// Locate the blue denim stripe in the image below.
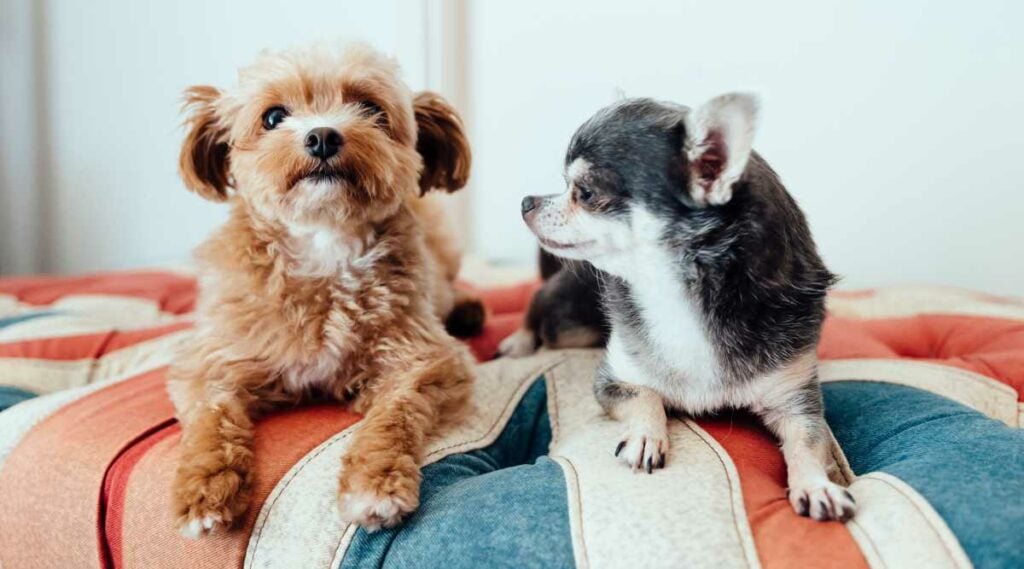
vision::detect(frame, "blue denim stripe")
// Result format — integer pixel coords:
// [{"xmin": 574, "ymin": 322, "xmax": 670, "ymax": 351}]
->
[
  {"xmin": 0, "ymin": 311, "xmax": 56, "ymax": 330},
  {"xmin": 341, "ymin": 378, "xmax": 574, "ymax": 569},
  {"xmin": 0, "ymin": 386, "xmax": 37, "ymax": 412},
  {"xmin": 823, "ymin": 381, "xmax": 1024, "ymax": 569}
]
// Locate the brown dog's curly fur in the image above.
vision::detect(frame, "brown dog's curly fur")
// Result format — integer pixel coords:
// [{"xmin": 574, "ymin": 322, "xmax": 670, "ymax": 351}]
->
[{"xmin": 167, "ymin": 44, "xmax": 482, "ymax": 537}]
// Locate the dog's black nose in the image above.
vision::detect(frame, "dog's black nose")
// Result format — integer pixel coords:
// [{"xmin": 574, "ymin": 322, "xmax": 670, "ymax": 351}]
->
[
  {"xmin": 304, "ymin": 127, "xmax": 344, "ymax": 160},
  {"xmin": 521, "ymin": 196, "xmax": 539, "ymax": 216}
]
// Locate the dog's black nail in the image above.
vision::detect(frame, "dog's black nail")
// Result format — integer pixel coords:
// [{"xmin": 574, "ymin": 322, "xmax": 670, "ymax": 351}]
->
[
  {"xmin": 615, "ymin": 441, "xmax": 626, "ymax": 457},
  {"xmin": 844, "ymin": 490, "xmax": 855, "ymax": 503},
  {"xmin": 824, "ymin": 494, "xmax": 837, "ymax": 521},
  {"xmin": 645, "ymin": 456, "xmax": 653, "ymax": 474},
  {"xmin": 798, "ymin": 495, "xmax": 810, "ymax": 516},
  {"xmin": 656, "ymin": 454, "xmax": 666, "ymax": 469}
]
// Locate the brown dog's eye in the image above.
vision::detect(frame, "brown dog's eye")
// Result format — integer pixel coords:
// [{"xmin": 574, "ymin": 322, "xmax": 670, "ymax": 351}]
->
[
  {"xmin": 357, "ymin": 100, "xmax": 387, "ymax": 125},
  {"xmin": 261, "ymin": 106, "xmax": 289, "ymax": 130}
]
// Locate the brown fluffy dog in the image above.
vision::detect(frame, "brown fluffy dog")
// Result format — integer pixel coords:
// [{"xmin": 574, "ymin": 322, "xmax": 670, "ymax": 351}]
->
[{"xmin": 167, "ymin": 44, "xmax": 481, "ymax": 537}]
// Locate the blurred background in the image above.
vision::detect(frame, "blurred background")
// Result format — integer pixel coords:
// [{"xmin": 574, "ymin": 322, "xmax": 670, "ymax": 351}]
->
[{"xmin": 1, "ymin": 0, "xmax": 1021, "ymax": 294}]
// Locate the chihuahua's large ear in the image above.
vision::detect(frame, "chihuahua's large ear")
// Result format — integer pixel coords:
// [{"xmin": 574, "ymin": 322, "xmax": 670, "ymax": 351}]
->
[
  {"xmin": 179, "ymin": 85, "xmax": 231, "ymax": 202},
  {"xmin": 413, "ymin": 91, "xmax": 471, "ymax": 195},
  {"xmin": 684, "ymin": 93, "xmax": 759, "ymax": 206}
]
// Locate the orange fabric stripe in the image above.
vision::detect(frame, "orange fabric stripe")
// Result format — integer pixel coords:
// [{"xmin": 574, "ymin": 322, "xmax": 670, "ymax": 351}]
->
[
  {"xmin": 0, "ymin": 365, "xmax": 361, "ymax": 568},
  {"xmin": 0, "ymin": 271, "xmax": 197, "ymax": 314},
  {"xmin": 117, "ymin": 405, "xmax": 360, "ymax": 569},
  {"xmin": 103, "ymin": 425, "xmax": 178, "ymax": 568},
  {"xmin": 820, "ymin": 314, "xmax": 1024, "ymax": 399},
  {"xmin": 467, "ymin": 312, "xmax": 525, "ymax": 361},
  {"xmin": 0, "ymin": 367, "xmax": 175, "ymax": 569},
  {"xmin": 0, "ymin": 322, "xmax": 192, "ymax": 361},
  {"xmin": 697, "ymin": 416, "xmax": 869, "ymax": 569},
  {"xmin": 477, "ymin": 281, "xmax": 540, "ymax": 316}
]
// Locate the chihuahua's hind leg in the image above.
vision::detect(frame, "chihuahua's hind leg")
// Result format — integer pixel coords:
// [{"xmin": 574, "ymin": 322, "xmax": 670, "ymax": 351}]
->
[
  {"xmin": 595, "ymin": 365, "xmax": 669, "ymax": 473},
  {"xmin": 756, "ymin": 362, "xmax": 856, "ymax": 522}
]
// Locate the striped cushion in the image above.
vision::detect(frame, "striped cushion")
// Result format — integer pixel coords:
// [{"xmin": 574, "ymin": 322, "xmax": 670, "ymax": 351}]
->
[{"xmin": 0, "ymin": 272, "xmax": 1021, "ymax": 568}]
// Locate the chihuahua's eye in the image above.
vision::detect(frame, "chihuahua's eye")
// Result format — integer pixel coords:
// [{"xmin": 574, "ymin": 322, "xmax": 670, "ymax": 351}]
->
[
  {"xmin": 261, "ymin": 106, "xmax": 289, "ymax": 130},
  {"xmin": 577, "ymin": 186, "xmax": 595, "ymax": 203}
]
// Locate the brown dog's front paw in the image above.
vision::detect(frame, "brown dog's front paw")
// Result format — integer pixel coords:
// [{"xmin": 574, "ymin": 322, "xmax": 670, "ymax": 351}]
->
[
  {"xmin": 337, "ymin": 485, "xmax": 419, "ymax": 531},
  {"xmin": 445, "ymin": 296, "xmax": 486, "ymax": 338},
  {"xmin": 338, "ymin": 456, "xmax": 421, "ymax": 531},
  {"xmin": 173, "ymin": 465, "xmax": 251, "ymax": 539}
]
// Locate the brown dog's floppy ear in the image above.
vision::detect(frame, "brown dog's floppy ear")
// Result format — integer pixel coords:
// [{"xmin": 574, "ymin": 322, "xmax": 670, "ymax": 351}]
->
[
  {"xmin": 179, "ymin": 85, "xmax": 231, "ymax": 202},
  {"xmin": 413, "ymin": 91, "xmax": 471, "ymax": 195}
]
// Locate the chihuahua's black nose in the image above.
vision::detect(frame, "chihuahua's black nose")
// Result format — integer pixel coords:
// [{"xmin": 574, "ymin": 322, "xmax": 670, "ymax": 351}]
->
[
  {"xmin": 521, "ymin": 196, "xmax": 539, "ymax": 217},
  {"xmin": 304, "ymin": 127, "xmax": 344, "ymax": 160}
]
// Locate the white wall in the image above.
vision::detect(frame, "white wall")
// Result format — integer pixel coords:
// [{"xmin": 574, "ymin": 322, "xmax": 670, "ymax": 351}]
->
[
  {"xmin": 466, "ymin": 1, "xmax": 1024, "ymax": 295},
  {"xmin": 0, "ymin": 0, "xmax": 43, "ymax": 275},
  {"xmin": 1, "ymin": 0, "xmax": 434, "ymax": 274},
  {"xmin": 4, "ymin": 1, "xmax": 1023, "ymax": 295}
]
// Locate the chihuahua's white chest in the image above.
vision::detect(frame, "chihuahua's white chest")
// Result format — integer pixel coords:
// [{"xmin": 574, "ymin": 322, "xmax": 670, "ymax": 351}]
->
[{"xmin": 603, "ymin": 244, "xmax": 725, "ymax": 414}]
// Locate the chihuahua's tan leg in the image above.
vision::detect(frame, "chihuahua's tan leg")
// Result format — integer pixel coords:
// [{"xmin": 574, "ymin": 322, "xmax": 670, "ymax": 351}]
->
[
  {"xmin": 171, "ymin": 381, "xmax": 256, "ymax": 538},
  {"xmin": 757, "ymin": 373, "xmax": 856, "ymax": 522},
  {"xmin": 338, "ymin": 343, "xmax": 473, "ymax": 530},
  {"xmin": 594, "ymin": 368, "xmax": 669, "ymax": 473},
  {"xmin": 497, "ymin": 327, "xmax": 538, "ymax": 358}
]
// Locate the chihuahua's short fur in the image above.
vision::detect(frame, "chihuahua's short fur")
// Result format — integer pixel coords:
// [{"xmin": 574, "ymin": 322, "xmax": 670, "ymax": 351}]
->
[{"xmin": 516, "ymin": 94, "xmax": 855, "ymax": 522}]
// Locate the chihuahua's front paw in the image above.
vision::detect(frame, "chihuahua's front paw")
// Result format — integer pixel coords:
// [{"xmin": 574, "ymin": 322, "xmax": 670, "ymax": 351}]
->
[
  {"xmin": 338, "ymin": 458, "xmax": 421, "ymax": 531},
  {"xmin": 497, "ymin": 329, "xmax": 537, "ymax": 358},
  {"xmin": 173, "ymin": 465, "xmax": 251, "ymax": 538},
  {"xmin": 614, "ymin": 423, "xmax": 669, "ymax": 473},
  {"xmin": 789, "ymin": 479, "xmax": 857, "ymax": 522}
]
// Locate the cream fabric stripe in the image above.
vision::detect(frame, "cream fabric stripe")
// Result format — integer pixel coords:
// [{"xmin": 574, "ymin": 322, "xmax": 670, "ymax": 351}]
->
[
  {"xmin": 846, "ymin": 472, "xmax": 972, "ymax": 569},
  {"xmin": 0, "ymin": 293, "xmax": 188, "ymax": 332},
  {"xmin": 0, "ymin": 330, "xmax": 188, "ymax": 471},
  {"xmin": 819, "ymin": 359, "xmax": 1020, "ymax": 427},
  {"xmin": 242, "ymin": 352, "xmax": 568, "ymax": 569},
  {"xmin": 549, "ymin": 456, "xmax": 590, "ymax": 569},
  {"xmin": 545, "ymin": 350, "xmax": 761, "ymax": 569},
  {"xmin": 0, "ymin": 310, "xmax": 191, "ymax": 345},
  {"xmin": 0, "ymin": 358, "xmax": 93, "ymax": 395},
  {"xmin": 828, "ymin": 286, "xmax": 1024, "ymax": 321}
]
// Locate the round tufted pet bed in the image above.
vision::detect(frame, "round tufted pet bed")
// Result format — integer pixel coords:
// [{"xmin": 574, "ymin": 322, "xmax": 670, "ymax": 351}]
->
[{"xmin": 0, "ymin": 271, "xmax": 1021, "ymax": 569}]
